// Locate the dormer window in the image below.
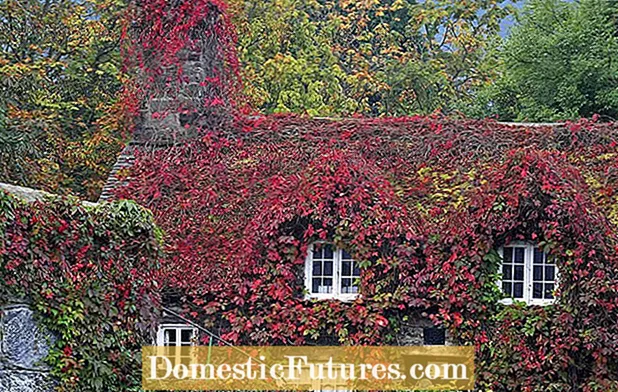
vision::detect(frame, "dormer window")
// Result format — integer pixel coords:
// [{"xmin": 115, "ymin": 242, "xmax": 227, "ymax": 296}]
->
[
  {"xmin": 304, "ymin": 243, "xmax": 360, "ymax": 300},
  {"xmin": 498, "ymin": 242, "xmax": 557, "ymax": 305}
]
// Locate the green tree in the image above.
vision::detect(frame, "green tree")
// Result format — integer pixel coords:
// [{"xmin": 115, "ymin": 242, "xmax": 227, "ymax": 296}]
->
[
  {"xmin": 329, "ymin": 0, "xmax": 511, "ymax": 116},
  {"xmin": 0, "ymin": 0, "xmax": 127, "ymax": 200},
  {"xmin": 228, "ymin": 0, "xmax": 358, "ymax": 116},
  {"xmin": 466, "ymin": 0, "xmax": 618, "ymax": 121},
  {"xmin": 229, "ymin": 0, "xmax": 512, "ymax": 116}
]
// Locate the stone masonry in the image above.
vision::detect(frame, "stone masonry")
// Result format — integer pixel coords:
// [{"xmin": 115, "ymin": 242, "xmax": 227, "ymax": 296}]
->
[{"xmin": 0, "ymin": 304, "xmax": 56, "ymax": 392}]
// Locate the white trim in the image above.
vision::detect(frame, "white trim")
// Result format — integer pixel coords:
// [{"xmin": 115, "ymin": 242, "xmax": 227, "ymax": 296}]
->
[
  {"xmin": 155, "ymin": 324, "xmax": 199, "ymax": 368},
  {"xmin": 497, "ymin": 242, "xmax": 557, "ymax": 306},
  {"xmin": 304, "ymin": 243, "xmax": 360, "ymax": 301},
  {"xmin": 156, "ymin": 324, "xmax": 198, "ymax": 346}
]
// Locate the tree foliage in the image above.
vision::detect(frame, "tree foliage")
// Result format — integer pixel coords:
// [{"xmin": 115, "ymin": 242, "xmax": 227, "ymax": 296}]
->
[
  {"xmin": 466, "ymin": 0, "xmax": 618, "ymax": 121},
  {"xmin": 0, "ymin": 0, "xmax": 128, "ymax": 200},
  {"xmin": 228, "ymin": 0, "xmax": 512, "ymax": 116}
]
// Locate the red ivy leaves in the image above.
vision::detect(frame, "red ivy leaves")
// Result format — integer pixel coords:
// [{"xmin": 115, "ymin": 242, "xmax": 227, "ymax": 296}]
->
[
  {"xmin": 116, "ymin": 114, "xmax": 618, "ymax": 389},
  {"xmin": 115, "ymin": 0, "xmax": 618, "ymax": 388},
  {"xmin": 0, "ymin": 194, "xmax": 162, "ymax": 390}
]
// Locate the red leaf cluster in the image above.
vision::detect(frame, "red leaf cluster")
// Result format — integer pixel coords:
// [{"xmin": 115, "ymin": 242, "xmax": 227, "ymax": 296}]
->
[{"xmin": 118, "ymin": 114, "xmax": 618, "ymax": 389}]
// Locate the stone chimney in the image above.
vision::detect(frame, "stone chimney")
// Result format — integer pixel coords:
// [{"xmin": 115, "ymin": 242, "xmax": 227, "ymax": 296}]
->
[
  {"xmin": 99, "ymin": 0, "xmax": 237, "ymax": 201},
  {"xmin": 128, "ymin": 0, "xmax": 235, "ymax": 146}
]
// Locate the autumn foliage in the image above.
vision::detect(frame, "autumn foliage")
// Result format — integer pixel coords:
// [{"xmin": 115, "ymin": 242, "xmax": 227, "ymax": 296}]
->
[
  {"xmin": 0, "ymin": 0, "xmax": 127, "ymax": 200},
  {"xmin": 0, "ymin": 192, "xmax": 162, "ymax": 391},
  {"xmin": 1, "ymin": 0, "xmax": 611, "ymax": 390},
  {"xmin": 114, "ymin": 112, "xmax": 618, "ymax": 390},
  {"xmin": 111, "ymin": 0, "xmax": 618, "ymax": 389}
]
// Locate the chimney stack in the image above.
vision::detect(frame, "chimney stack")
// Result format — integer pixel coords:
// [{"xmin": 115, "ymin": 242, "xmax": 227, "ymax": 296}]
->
[{"xmin": 126, "ymin": 0, "xmax": 236, "ymax": 146}]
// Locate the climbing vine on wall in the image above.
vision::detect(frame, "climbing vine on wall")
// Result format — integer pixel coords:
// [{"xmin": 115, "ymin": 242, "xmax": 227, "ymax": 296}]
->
[
  {"xmin": 118, "ymin": 113, "xmax": 618, "ymax": 390},
  {"xmin": 0, "ymin": 191, "xmax": 162, "ymax": 391},
  {"xmin": 115, "ymin": 0, "xmax": 618, "ymax": 390},
  {"xmin": 121, "ymin": 0, "xmax": 244, "ymax": 135}
]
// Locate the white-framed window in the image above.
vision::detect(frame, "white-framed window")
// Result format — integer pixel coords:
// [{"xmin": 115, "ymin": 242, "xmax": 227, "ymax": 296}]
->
[
  {"xmin": 156, "ymin": 324, "xmax": 198, "ymax": 366},
  {"xmin": 498, "ymin": 242, "xmax": 557, "ymax": 305},
  {"xmin": 304, "ymin": 243, "xmax": 361, "ymax": 300}
]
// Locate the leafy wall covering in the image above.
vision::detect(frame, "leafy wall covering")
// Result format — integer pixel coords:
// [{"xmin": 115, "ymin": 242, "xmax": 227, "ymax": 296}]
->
[
  {"xmin": 20, "ymin": 0, "xmax": 613, "ymax": 390},
  {"xmin": 0, "ymin": 191, "xmax": 162, "ymax": 391},
  {"xmin": 118, "ymin": 115, "xmax": 618, "ymax": 391}
]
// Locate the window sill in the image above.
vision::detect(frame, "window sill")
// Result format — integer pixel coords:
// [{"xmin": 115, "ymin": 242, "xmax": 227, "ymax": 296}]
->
[
  {"xmin": 304, "ymin": 293, "xmax": 360, "ymax": 302},
  {"xmin": 499, "ymin": 298, "xmax": 555, "ymax": 306}
]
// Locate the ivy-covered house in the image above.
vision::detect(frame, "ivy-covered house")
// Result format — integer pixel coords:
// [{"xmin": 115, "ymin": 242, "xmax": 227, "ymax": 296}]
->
[{"xmin": 98, "ymin": 0, "xmax": 618, "ymax": 390}]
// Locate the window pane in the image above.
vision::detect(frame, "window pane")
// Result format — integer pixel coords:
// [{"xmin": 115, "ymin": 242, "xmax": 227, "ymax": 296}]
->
[
  {"xmin": 533, "ymin": 283, "xmax": 543, "ymax": 299},
  {"xmin": 342, "ymin": 261, "xmax": 351, "ymax": 276},
  {"xmin": 533, "ymin": 248, "xmax": 545, "ymax": 264},
  {"xmin": 533, "ymin": 266, "xmax": 543, "ymax": 281},
  {"xmin": 502, "ymin": 282, "xmax": 512, "ymax": 296},
  {"xmin": 502, "ymin": 265, "xmax": 512, "ymax": 280},
  {"xmin": 312, "ymin": 278, "xmax": 321, "ymax": 293},
  {"xmin": 323, "ymin": 278, "xmax": 333, "ymax": 293},
  {"xmin": 312, "ymin": 260, "xmax": 322, "ymax": 275},
  {"xmin": 545, "ymin": 283, "xmax": 554, "ymax": 299},
  {"xmin": 353, "ymin": 263, "xmax": 360, "ymax": 276},
  {"xmin": 503, "ymin": 247, "xmax": 513, "ymax": 262},
  {"xmin": 342, "ymin": 249, "xmax": 352, "ymax": 260},
  {"xmin": 514, "ymin": 265, "xmax": 524, "ymax": 281},
  {"xmin": 545, "ymin": 266, "xmax": 555, "ymax": 281},
  {"xmin": 324, "ymin": 260, "xmax": 333, "ymax": 276},
  {"xmin": 323, "ymin": 244, "xmax": 334, "ymax": 259},
  {"xmin": 341, "ymin": 278, "xmax": 352, "ymax": 293},
  {"xmin": 180, "ymin": 329, "xmax": 193, "ymax": 344},
  {"xmin": 313, "ymin": 247, "xmax": 323, "ymax": 259},
  {"xmin": 514, "ymin": 248, "xmax": 525, "ymax": 263},
  {"xmin": 423, "ymin": 328, "xmax": 446, "ymax": 345},
  {"xmin": 513, "ymin": 282, "xmax": 524, "ymax": 298},
  {"xmin": 165, "ymin": 329, "xmax": 177, "ymax": 346}
]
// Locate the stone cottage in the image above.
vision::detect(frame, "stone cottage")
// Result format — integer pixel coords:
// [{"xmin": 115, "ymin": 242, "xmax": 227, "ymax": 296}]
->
[
  {"xmin": 2, "ymin": 0, "xmax": 615, "ymax": 390},
  {"xmin": 94, "ymin": 0, "xmax": 618, "ymax": 390}
]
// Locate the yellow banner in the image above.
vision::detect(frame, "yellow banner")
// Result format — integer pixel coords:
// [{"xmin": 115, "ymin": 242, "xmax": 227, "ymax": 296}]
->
[{"xmin": 142, "ymin": 346, "xmax": 474, "ymax": 390}]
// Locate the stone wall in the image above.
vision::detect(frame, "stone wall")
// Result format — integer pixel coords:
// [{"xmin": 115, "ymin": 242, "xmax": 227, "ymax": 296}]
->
[{"xmin": 0, "ymin": 304, "xmax": 55, "ymax": 392}]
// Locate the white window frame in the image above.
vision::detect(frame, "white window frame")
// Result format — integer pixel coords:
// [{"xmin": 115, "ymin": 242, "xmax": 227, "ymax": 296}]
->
[
  {"xmin": 156, "ymin": 324, "xmax": 198, "ymax": 366},
  {"xmin": 497, "ymin": 242, "xmax": 557, "ymax": 306},
  {"xmin": 156, "ymin": 323, "xmax": 198, "ymax": 346},
  {"xmin": 304, "ymin": 243, "xmax": 360, "ymax": 301}
]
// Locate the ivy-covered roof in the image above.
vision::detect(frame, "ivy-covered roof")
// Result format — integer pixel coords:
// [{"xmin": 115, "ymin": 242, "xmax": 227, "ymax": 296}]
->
[{"xmin": 104, "ymin": 0, "xmax": 618, "ymax": 387}]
